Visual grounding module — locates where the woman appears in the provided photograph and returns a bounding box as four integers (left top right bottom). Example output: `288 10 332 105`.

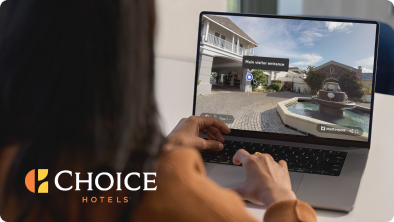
0 0 316 221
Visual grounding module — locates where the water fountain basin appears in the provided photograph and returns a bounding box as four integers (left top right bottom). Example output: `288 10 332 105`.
276 97 369 142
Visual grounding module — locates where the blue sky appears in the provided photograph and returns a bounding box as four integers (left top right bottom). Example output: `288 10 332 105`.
227 16 377 73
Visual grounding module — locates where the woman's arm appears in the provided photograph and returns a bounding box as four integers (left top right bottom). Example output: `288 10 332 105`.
133 147 259 222
133 148 316 222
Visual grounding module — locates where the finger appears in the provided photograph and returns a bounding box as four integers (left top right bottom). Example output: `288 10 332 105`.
232 149 250 165
278 159 288 168
205 126 225 142
200 129 216 141
193 116 231 134
195 138 224 151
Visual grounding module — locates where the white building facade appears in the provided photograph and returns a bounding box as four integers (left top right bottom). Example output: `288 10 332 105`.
198 15 258 94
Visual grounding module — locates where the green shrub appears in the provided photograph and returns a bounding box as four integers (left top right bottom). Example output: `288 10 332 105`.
267 82 282 91
339 71 364 99
252 69 268 86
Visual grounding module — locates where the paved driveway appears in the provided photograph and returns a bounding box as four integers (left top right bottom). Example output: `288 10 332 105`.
196 91 305 135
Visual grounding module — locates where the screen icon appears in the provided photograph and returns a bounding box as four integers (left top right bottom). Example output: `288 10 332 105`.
321 126 325 131
246 73 253 81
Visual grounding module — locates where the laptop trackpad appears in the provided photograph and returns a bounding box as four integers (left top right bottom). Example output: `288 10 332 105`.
207 164 304 192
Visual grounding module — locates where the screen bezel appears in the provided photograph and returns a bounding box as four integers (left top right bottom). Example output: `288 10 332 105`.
193 11 380 149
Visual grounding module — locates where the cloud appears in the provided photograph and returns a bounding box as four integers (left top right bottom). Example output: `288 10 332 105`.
354 67 373 73
356 56 374 67
325 22 353 32
362 68 373 73
228 16 325 67
299 30 324 47
290 53 324 67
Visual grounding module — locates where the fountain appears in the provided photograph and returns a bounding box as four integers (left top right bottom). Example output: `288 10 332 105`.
311 69 356 116
276 67 370 142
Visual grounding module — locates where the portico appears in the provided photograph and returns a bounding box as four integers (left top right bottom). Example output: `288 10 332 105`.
197 15 258 94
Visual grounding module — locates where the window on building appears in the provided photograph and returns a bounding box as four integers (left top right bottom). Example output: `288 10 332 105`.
215 32 220 37
330 67 334 74
221 35 226 40
240 44 244 48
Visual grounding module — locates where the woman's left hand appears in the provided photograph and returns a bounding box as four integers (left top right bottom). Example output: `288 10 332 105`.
166 116 231 151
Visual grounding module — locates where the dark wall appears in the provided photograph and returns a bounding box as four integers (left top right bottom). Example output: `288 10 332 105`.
240 0 277 15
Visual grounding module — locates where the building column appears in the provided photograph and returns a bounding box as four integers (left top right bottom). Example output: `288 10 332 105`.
204 21 210 42
240 69 252 92
267 71 272 85
232 35 235 52
237 37 240 54
202 21 206 40
197 54 214 95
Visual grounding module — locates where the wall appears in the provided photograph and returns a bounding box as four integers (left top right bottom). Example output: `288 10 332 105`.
287 73 306 78
154 0 227 134
241 0 277 15
277 0 303 15
303 0 394 29
154 0 227 63
293 82 311 93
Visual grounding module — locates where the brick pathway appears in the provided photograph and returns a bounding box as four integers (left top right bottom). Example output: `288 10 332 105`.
196 91 305 135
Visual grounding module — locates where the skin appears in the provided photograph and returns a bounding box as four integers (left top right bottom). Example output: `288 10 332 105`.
167 116 296 208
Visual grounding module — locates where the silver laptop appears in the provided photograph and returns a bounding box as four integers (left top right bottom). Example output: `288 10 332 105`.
193 12 379 212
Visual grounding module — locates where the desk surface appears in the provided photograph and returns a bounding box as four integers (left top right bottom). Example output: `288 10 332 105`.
155 57 394 222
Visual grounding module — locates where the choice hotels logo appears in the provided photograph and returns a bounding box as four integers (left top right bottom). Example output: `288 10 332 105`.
25 169 48 193
23 169 157 203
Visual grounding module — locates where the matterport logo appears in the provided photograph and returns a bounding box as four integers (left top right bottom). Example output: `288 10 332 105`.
25 169 157 203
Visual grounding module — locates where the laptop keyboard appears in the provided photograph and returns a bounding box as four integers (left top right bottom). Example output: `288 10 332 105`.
200 140 347 176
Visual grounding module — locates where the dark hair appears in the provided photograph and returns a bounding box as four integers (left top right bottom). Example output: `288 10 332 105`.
0 0 163 221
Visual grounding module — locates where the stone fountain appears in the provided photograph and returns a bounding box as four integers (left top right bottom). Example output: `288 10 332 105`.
311 69 356 116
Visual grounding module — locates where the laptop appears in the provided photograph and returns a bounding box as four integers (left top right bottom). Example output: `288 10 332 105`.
193 12 379 212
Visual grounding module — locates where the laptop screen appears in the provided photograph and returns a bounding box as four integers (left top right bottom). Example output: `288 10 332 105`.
194 13 378 144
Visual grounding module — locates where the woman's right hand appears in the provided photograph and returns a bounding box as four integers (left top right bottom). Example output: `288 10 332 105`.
232 149 296 207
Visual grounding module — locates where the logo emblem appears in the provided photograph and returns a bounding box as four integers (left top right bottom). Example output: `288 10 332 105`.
25 169 48 193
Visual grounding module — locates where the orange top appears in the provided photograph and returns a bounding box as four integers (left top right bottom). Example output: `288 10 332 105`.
0 145 317 221
133 148 317 222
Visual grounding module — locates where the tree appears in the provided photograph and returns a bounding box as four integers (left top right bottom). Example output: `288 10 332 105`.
251 69 268 86
304 66 325 94
338 70 364 99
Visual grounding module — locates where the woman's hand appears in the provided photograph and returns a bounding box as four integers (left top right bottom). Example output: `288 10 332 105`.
167 116 231 151
233 149 296 207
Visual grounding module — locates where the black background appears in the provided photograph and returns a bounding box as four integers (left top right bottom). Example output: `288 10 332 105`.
242 56 289 71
